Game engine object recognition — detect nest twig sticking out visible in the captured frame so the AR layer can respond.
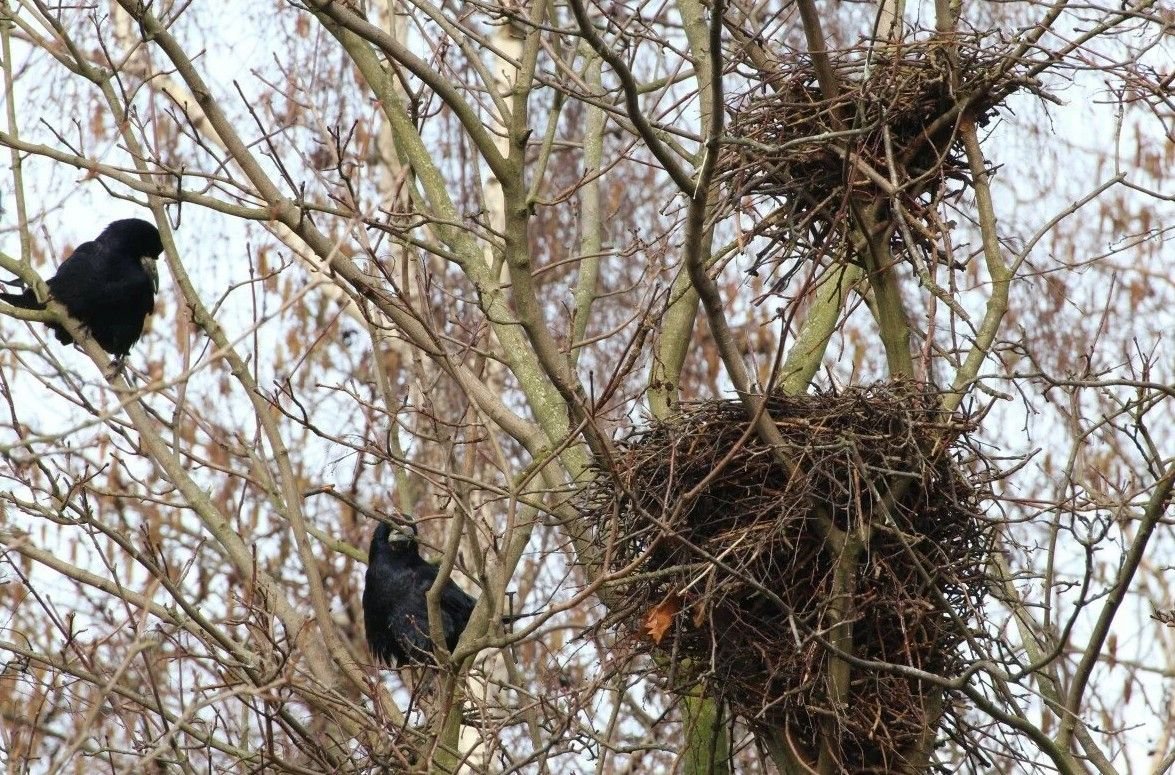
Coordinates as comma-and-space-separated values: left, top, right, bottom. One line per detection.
584, 383, 994, 772
719, 32, 1047, 279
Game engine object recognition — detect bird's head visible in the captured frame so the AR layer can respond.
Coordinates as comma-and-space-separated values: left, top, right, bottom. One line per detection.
102, 218, 165, 292
102, 218, 165, 258
370, 517, 419, 558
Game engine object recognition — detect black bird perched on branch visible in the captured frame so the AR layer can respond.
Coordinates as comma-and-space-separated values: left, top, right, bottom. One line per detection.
363, 520, 478, 666
0, 218, 164, 359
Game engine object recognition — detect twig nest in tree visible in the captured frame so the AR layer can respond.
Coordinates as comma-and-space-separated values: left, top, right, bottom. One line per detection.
719, 32, 1048, 280
584, 383, 994, 772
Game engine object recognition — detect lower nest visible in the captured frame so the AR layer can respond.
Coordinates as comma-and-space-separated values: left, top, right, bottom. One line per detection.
585, 383, 994, 770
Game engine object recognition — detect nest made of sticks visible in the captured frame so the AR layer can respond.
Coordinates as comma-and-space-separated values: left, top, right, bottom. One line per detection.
584, 383, 993, 772
720, 33, 1046, 277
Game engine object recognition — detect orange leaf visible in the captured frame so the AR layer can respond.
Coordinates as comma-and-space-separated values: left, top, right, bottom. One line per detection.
644, 595, 681, 645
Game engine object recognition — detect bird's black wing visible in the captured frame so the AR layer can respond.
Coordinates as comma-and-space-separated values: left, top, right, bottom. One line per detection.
365, 560, 421, 665
362, 562, 395, 664
46, 239, 156, 354
438, 577, 477, 652
411, 558, 479, 653
37, 240, 104, 343
388, 588, 443, 663
402, 560, 480, 660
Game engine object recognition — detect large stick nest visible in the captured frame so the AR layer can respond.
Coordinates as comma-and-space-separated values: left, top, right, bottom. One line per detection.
719, 32, 1047, 277
584, 383, 994, 771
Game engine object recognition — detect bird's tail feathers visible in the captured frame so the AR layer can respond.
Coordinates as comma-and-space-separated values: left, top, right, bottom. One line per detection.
501, 611, 539, 624
0, 289, 44, 310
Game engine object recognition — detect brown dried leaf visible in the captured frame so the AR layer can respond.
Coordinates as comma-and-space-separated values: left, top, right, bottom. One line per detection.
644, 595, 681, 645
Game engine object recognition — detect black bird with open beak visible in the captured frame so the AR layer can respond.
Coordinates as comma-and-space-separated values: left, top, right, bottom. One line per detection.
1, 218, 164, 360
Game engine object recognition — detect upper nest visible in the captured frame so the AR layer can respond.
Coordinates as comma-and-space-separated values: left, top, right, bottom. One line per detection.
584, 383, 994, 772
719, 33, 1046, 276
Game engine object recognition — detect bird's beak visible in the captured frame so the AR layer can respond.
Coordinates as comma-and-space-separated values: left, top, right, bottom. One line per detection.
142, 256, 160, 294
384, 518, 417, 543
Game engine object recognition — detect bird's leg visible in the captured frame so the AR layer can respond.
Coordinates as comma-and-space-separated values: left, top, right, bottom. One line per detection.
120, 359, 147, 388
106, 355, 128, 379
